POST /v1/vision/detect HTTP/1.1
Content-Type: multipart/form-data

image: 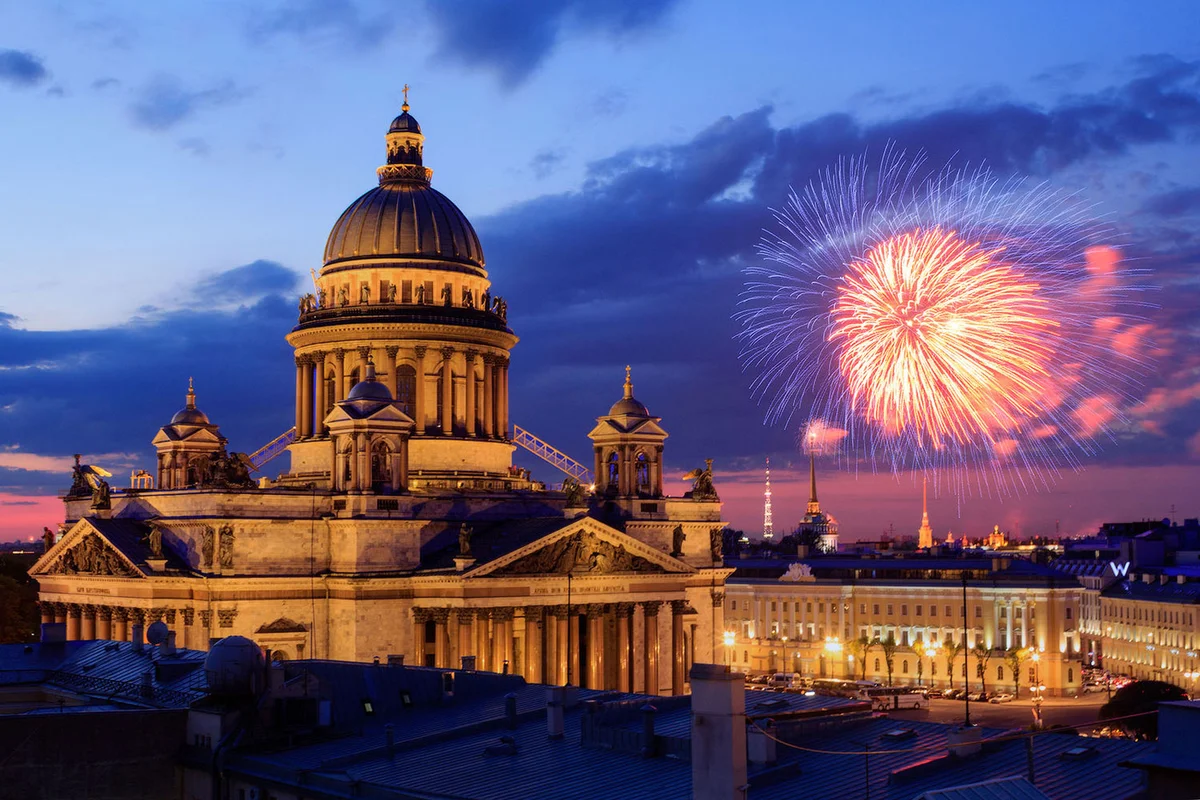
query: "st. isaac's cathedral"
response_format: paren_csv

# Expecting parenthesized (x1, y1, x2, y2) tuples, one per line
(30, 99, 731, 695)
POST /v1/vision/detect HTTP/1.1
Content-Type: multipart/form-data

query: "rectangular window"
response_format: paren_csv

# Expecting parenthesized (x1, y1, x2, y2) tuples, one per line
(1000, 607, 1007, 618)
(887, 604, 894, 615)
(424, 280, 434, 303)
(901, 604, 908, 616)
(1066, 608, 1072, 620)
(794, 602, 800, 612)
(731, 600, 736, 611)
(401, 280, 413, 303)
(916, 605, 923, 616)
(1016, 608, 1023, 619)
(818, 603, 825, 613)
(771, 602, 777, 612)
(946, 606, 952, 617)
(807, 602, 813, 613)
(380, 279, 391, 301)
(860, 604, 866, 615)
(901, 631, 910, 646)
(874, 604, 880, 615)
(975, 606, 982, 618)
(930, 605, 937, 617)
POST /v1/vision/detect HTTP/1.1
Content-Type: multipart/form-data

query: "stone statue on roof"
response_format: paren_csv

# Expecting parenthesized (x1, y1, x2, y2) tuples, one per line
(458, 523, 473, 557)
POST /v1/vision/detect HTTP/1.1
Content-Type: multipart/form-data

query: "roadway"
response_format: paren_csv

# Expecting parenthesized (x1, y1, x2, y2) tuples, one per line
(885, 693, 1110, 731)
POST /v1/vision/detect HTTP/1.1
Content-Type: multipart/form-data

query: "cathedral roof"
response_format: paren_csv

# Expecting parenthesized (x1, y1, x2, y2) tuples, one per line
(322, 98, 485, 271)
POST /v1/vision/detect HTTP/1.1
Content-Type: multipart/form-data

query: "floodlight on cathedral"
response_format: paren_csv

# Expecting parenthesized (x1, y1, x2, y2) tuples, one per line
(762, 458, 774, 541)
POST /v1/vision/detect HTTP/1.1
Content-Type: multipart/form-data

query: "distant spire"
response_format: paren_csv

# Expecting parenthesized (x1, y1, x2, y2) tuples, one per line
(806, 450, 820, 515)
(186, 377, 196, 409)
(762, 457, 774, 541)
(623, 365, 633, 399)
(918, 475, 934, 548)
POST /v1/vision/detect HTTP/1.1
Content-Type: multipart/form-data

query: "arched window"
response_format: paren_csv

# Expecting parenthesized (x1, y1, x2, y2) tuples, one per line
(874, 658, 880, 671)
(348, 367, 360, 392)
(1068, 668, 1074, 683)
(371, 441, 392, 490)
(997, 666, 1004, 680)
(607, 451, 620, 487)
(324, 369, 336, 411)
(635, 451, 651, 494)
(902, 660, 909, 674)
(395, 365, 416, 417)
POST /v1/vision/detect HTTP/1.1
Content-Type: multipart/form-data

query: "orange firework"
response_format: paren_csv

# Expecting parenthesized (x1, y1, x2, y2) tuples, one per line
(830, 227, 1058, 447)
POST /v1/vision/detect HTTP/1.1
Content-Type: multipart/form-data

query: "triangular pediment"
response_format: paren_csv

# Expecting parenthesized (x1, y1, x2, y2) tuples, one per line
(31, 519, 145, 579)
(588, 417, 669, 439)
(325, 402, 416, 426)
(256, 617, 308, 634)
(468, 518, 693, 578)
(152, 426, 224, 445)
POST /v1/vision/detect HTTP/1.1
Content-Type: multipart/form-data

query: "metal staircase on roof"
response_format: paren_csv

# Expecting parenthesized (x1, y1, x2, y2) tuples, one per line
(248, 427, 296, 470)
(512, 424, 593, 484)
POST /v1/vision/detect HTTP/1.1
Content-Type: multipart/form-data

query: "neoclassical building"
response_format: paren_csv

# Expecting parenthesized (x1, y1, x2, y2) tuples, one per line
(31, 100, 731, 695)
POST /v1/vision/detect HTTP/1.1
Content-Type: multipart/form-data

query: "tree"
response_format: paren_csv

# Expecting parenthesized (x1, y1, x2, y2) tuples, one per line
(1100, 680, 1188, 740)
(916, 651, 924, 686)
(944, 639, 964, 690)
(973, 643, 994, 694)
(848, 635, 872, 681)
(878, 634, 898, 687)
(1005, 648, 1030, 697)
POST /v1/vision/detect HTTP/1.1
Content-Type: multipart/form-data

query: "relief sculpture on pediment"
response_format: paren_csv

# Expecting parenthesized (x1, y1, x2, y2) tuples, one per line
(44, 533, 139, 578)
(495, 530, 666, 575)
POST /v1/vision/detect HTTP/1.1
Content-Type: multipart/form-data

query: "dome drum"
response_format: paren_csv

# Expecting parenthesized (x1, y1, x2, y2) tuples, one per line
(293, 304, 513, 336)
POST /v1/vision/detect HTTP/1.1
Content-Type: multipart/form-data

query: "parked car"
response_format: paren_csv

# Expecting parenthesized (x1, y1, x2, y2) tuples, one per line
(926, 689, 944, 699)
(967, 691, 988, 702)
(943, 688, 964, 700)
(989, 693, 1015, 704)
(768, 672, 802, 690)
(746, 675, 770, 686)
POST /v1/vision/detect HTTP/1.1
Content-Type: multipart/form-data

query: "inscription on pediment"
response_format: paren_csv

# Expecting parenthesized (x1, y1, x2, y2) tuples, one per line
(495, 530, 666, 576)
(44, 533, 139, 578)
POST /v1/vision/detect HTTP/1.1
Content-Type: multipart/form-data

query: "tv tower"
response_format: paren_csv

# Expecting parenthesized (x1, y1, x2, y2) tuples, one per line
(762, 458, 775, 541)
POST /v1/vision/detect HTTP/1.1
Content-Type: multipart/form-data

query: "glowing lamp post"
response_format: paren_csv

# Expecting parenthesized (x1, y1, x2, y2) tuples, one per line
(1031, 652, 1044, 728)
(925, 644, 940, 688)
(723, 630, 736, 670)
(825, 636, 843, 678)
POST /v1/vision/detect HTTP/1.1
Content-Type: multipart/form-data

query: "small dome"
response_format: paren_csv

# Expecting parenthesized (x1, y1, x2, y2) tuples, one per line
(389, 110, 421, 134)
(204, 635, 265, 696)
(170, 379, 211, 425)
(346, 358, 393, 402)
(608, 366, 650, 417)
(146, 620, 169, 645)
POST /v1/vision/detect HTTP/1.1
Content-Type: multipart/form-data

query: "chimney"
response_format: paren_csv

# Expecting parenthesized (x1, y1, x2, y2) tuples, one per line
(132, 622, 144, 652)
(461, 655, 477, 671)
(640, 704, 657, 758)
(505, 692, 518, 729)
(163, 631, 177, 656)
(748, 718, 777, 765)
(546, 686, 565, 740)
(690, 663, 747, 800)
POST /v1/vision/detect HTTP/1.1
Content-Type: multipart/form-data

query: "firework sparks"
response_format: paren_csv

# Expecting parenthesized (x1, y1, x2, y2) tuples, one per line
(737, 151, 1146, 495)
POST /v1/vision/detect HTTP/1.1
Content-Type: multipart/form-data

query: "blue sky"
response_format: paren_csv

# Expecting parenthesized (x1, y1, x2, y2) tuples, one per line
(2, 0, 1199, 539)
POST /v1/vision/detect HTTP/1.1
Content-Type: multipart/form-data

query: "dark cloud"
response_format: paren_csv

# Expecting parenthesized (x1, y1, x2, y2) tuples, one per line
(0, 261, 299, 493)
(45, 85, 65, 98)
(1143, 187, 1200, 218)
(425, 0, 678, 83)
(192, 260, 301, 304)
(247, 0, 393, 49)
(0, 501, 36, 507)
(0, 49, 48, 88)
(129, 77, 251, 131)
(91, 77, 120, 91)
(0, 312, 17, 329)
(530, 148, 566, 179)
(481, 57, 1200, 472)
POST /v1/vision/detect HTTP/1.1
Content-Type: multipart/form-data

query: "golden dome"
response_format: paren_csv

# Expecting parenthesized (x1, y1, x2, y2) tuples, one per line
(322, 103, 485, 272)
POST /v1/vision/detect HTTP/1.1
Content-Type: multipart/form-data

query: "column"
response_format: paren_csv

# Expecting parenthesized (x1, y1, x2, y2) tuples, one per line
(294, 357, 304, 435)
(568, 611, 582, 687)
(299, 356, 313, 438)
(412, 607, 429, 666)
(643, 601, 662, 695)
(616, 603, 634, 692)
(499, 608, 516, 673)
(475, 609, 491, 671)
(80, 605, 96, 640)
(385, 346, 400, 399)
(313, 351, 327, 436)
(447, 609, 460, 669)
(181, 608, 194, 650)
(111, 608, 128, 642)
(586, 605, 606, 689)
(66, 604, 81, 641)
(432, 609, 450, 668)
(498, 358, 509, 438)
(671, 600, 687, 695)
(654, 445, 664, 496)
(39, 602, 53, 625)
(524, 608, 543, 683)
(440, 347, 454, 435)
(333, 348, 346, 404)
(414, 346, 428, 435)
(464, 350, 477, 437)
(556, 608, 570, 685)
(456, 609, 474, 668)
(1006, 604, 1014, 649)
(543, 607, 558, 684)
(482, 355, 495, 437)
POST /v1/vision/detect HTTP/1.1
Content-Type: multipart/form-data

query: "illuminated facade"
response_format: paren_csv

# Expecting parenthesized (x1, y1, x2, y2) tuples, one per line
(30, 102, 731, 694)
(800, 453, 838, 553)
(723, 556, 1084, 696)
(1100, 575, 1200, 690)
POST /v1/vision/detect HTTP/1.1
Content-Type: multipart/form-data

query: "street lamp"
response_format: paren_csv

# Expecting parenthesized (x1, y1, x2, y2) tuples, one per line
(781, 636, 790, 676)
(825, 636, 842, 678)
(723, 630, 736, 670)
(925, 643, 940, 689)
(1031, 652, 1044, 729)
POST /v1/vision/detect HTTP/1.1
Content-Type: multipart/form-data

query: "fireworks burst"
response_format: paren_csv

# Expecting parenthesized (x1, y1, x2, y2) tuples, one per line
(737, 150, 1146, 495)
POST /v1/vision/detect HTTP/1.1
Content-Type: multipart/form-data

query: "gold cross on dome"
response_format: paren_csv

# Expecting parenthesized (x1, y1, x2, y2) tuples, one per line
(401, 83, 411, 110)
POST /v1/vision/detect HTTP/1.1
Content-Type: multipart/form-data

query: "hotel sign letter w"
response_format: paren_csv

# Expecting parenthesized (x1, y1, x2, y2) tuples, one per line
(1109, 561, 1130, 577)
